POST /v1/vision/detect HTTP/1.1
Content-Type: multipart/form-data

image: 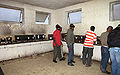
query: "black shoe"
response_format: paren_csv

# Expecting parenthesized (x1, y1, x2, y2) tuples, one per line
(68, 62, 74, 66)
(82, 61, 86, 65)
(102, 71, 111, 74)
(62, 57, 66, 60)
(60, 57, 65, 61)
(86, 64, 91, 67)
(63, 53, 65, 56)
(105, 71, 111, 74)
(53, 60, 57, 63)
(71, 60, 75, 63)
(83, 62, 86, 65)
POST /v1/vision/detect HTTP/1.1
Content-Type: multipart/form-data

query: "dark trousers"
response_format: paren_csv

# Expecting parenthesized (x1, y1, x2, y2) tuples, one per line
(100, 46, 110, 71)
(53, 46, 62, 60)
(68, 44, 74, 63)
(82, 47, 93, 65)
(0, 67, 4, 75)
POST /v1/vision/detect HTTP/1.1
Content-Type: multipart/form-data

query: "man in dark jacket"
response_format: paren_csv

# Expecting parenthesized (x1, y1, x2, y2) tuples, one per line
(107, 24, 120, 75)
(65, 24, 75, 66)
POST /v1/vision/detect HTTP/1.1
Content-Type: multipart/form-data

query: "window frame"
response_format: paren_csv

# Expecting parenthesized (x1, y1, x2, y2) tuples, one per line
(110, 1, 120, 21)
(35, 11, 51, 25)
(67, 9, 82, 24)
(0, 4, 24, 24)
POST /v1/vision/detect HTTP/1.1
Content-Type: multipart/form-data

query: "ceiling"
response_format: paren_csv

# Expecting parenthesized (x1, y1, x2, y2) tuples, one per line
(8, 0, 91, 9)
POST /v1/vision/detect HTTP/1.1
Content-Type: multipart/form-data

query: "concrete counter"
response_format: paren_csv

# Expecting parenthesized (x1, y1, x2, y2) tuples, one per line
(0, 41, 53, 61)
(0, 41, 101, 61)
(62, 42, 101, 61)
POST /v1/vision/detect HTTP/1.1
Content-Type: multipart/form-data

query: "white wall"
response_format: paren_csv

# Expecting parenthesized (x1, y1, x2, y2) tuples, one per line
(1, 0, 120, 36)
(54, 0, 120, 36)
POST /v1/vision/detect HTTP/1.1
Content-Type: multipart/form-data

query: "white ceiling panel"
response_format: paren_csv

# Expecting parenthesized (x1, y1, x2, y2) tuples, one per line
(8, 0, 91, 9)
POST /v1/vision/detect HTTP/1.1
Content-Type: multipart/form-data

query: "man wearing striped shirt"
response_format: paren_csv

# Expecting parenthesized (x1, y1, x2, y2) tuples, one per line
(82, 26, 97, 67)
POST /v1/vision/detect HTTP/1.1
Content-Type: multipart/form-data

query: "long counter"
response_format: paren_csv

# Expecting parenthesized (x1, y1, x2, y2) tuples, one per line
(0, 41, 53, 61)
(0, 41, 102, 61)
(62, 42, 101, 61)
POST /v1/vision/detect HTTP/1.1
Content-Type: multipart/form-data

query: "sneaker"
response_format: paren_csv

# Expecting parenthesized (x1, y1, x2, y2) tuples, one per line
(102, 71, 111, 74)
(62, 57, 66, 60)
(68, 62, 74, 66)
(53, 60, 57, 63)
(83, 62, 86, 65)
(86, 64, 91, 67)
(59, 57, 65, 61)
(82, 61, 86, 65)
(100, 65, 110, 74)
(71, 60, 75, 63)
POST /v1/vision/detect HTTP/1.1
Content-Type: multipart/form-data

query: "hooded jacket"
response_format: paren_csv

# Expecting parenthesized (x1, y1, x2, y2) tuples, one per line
(107, 26, 120, 48)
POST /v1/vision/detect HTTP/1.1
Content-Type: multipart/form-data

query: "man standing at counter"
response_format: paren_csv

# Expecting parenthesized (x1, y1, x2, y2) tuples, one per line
(100, 26, 113, 74)
(53, 24, 64, 63)
(82, 26, 96, 67)
(65, 24, 75, 66)
(107, 24, 120, 75)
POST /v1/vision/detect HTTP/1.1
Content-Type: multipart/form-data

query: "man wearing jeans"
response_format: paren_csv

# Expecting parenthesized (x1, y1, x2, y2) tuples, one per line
(107, 24, 120, 75)
(66, 24, 75, 66)
(82, 26, 96, 67)
(100, 26, 113, 74)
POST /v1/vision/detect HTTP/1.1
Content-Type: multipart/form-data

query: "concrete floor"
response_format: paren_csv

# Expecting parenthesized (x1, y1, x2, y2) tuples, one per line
(0, 52, 111, 75)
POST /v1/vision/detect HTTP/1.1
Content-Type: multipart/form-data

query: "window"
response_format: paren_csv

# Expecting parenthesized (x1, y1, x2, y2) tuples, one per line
(0, 7, 23, 23)
(36, 11, 50, 24)
(68, 10, 82, 24)
(110, 1, 120, 21)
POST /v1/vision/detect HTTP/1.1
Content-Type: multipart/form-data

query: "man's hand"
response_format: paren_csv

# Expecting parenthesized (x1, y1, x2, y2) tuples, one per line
(68, 44, 72, 51)
(56, 45, 59, 47)
(69, 48, 72, 51)
(61, 43, 63, 47)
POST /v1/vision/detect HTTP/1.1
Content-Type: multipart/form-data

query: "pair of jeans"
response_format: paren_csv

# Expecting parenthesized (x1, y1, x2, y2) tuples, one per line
(82, 47, 93, 66)
(100, 46, 110, 72)
(109, 47, 120, 75)
(53, 46, 62, 60)
(68, 43, 74, 63)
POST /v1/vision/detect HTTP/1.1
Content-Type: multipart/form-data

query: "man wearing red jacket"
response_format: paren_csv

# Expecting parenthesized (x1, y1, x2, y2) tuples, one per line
(53, 24, 64, 63)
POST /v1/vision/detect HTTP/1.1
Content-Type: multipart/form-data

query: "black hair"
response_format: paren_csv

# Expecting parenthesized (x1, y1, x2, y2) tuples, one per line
(56, 24, 60, 29)
(90, 26, 95, 31)
(70, 24, 75, 27)
(107, 26, 113, 30)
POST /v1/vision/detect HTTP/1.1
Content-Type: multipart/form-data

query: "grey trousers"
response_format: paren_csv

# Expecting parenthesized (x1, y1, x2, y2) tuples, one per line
(53, 46, 62, 60)
(82, 47, 93, 65)
(60, 45, 64, 57)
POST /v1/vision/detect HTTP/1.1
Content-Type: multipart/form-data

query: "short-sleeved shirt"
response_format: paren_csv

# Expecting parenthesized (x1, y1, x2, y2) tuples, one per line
(53, 29, 62, 46)
(84, 30, 97, 48)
